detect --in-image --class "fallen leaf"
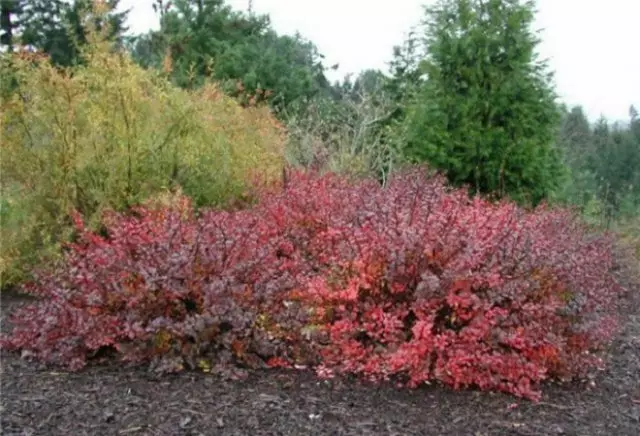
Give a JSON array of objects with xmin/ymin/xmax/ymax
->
[{"xmin": 179, "ymin": 416, "xmax": 192, "ymax": 428}]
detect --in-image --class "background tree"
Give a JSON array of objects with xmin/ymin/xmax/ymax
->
[
  {"xmin": 0, "ymin": 0, "xmax": 22, "ymax": 52},
  {"xmin": 130, "ymin": 0, "xmax": 330, "ymax": 114},
  {"xmin": 553, "ymin": 105, "xmax": 599, "ymax": 208},
  {"xmin": 553, "ymin": 105, "xmax": 640, "ymax": 226},
  {"xmin": 397, "ymin": 0, "xmax": 564, "ymax": 205},
  {"xmin": 0, "ymin": 0, "xmax": 128, "ymax": 66}
]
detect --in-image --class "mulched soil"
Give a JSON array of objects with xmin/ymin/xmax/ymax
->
[{"xmin": 2, "ymin": 262, "xmax": 639, "ymax": 436}]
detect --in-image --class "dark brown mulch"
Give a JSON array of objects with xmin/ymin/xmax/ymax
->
[{"xmin": 1, "ymin": 270, "xmax": 639, "ymax": 436}]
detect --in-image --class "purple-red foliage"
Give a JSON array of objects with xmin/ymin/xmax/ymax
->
[{"xmin": 1, "ymin": 168, "xmax": 623, "ymax": 400}]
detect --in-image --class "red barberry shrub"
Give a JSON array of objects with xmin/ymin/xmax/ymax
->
[
  {"xmin": 1, "ymin": 192, "xmax": 311, "ymax": 373},
  {"xmin": 257, "ymin": 168, "xmax": 622, "ymax": 400},
  {"xmin": 1, "ymin": 166, "xmax": 623, "ymax": 401}
]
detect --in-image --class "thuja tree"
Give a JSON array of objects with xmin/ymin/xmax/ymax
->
[{"xmin": 401, "ymin": 0, "xmax": 565, "ymax": 205}]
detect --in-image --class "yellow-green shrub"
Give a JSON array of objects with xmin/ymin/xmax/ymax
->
[{"xmin": 0, "ymin": 30, "xmax": 286, "ymax": 289}]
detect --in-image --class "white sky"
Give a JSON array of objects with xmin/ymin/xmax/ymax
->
[{"xmin": 118, "ymin": 0, "xmax": 640, "ymax": 122}]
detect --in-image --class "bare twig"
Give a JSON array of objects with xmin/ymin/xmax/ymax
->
[{"xmin": 118, "ymin": 426, "xmax": 145, "ymax": 434}]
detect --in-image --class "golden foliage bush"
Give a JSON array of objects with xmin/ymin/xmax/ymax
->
[{"xmin": 0, "ymin": 27, "xmax": 286, "ymax": 289}]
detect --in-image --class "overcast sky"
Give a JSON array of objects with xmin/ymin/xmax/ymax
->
[{"xmin": 118, "ymin": 0, "xmax": 639, "ymax": 123}]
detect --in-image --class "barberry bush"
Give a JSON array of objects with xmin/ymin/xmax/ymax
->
[{"xmin": 1, "ymin": 167, "xmax": 623, "ymax": 400}]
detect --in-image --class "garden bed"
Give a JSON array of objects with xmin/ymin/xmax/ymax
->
[
  {"xmin": 1, "ymin": 276, "xmax": 638, "ymax": 436},
  {"xmin": 2, "ymin": 170, "xmax": 639, "ymax": 435}
]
